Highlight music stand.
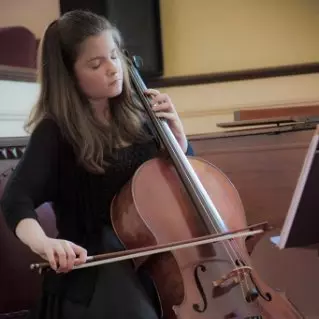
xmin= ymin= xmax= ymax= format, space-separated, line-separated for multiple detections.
xmin=277 ymin=125 xmax=319 ymax=249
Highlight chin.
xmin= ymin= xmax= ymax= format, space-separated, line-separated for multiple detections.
xmin=108 ymin=88 xmax=123 ymax=98
xmin=108 ymin=82 xmax=123 ymax=98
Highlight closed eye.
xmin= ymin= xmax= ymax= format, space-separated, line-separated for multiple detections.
xmin=90 ymin=59 xmax=102 ymax=69
xmin=87 ymin=49 xmax=118 ymax=68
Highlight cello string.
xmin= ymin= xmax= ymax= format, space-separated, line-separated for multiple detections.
xmin=176 ymin=161 xmax=253 ymax=298
xmin=129 ymin=63 xmax=253 ymax=300
xmin=150 ymin=119 xmax=252 ymax=299
xmin=179 ymin=159 xmax=254 ymax=297
xmin=159 ymin=128 xmax=254 ymax=298
xmin=132 ymin=68 xmax=252 ymax=300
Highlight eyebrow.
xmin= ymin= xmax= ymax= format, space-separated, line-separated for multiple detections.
xmin=87 ymin=48 xmax=117 ymax=62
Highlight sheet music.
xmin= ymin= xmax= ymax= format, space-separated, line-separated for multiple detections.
xmin=278 ymin=127 xmax=319 ymax=249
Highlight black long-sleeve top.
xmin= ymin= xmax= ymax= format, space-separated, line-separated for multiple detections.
xmin=0 ymin=118 xmax=194 ymax=254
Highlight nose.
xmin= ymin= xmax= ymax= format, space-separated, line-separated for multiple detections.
xmin=106 ymin=60 xmax=117 ymax=76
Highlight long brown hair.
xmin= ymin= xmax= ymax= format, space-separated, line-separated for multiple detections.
xmin=26 ymin=10 xmax=149 ymax=174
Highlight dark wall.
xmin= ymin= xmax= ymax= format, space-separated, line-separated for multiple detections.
xmin=59 ymin=0 xmax=163 ymax=78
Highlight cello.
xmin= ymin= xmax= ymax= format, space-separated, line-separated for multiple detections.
xmin=109 ymin=54 xmax=304 ymax=319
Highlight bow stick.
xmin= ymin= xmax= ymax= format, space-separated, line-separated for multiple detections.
xmin=30 ymin=222 xmax=268 ymax=274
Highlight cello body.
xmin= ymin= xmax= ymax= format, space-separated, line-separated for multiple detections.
xmin=111 ymin=156 xmax=303 ymax=319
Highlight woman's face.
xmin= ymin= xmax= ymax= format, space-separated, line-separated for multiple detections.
xmin=74 ymin=30 xmax=123 ymax=101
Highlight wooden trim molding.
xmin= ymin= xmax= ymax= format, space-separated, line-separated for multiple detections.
xmin=147 ymin=63 xmax=319 ymax=88
xmin=0 ymin=137 xmax=28 ymax=147
xmin=1 ymin=62 xmax=319 ymax=87
xmin=1 ymin=122 xmax=317 ymax=160
xmin=234 ymin=104 xmax=319 ymax=121
xmin=0 ymin=65 xmax=37 ymax=83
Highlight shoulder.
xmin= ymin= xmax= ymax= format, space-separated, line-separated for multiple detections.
xmin=32 ymin=117 xmax=60 ymax=135
xmin=29 ymin=118 xmax=62 ymax=142
xmin=25 ymin=118 xmax=64 ymax=154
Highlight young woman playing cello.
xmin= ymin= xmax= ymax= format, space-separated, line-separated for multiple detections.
xmin=0 ymin=9 xmax=194 ymax=319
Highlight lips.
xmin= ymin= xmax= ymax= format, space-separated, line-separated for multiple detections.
xmin=109 ymin=79 xmax=120 ymax=86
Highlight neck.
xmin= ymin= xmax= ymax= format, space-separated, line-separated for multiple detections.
xmin=90 ymin=98 xmax=110 ymax=122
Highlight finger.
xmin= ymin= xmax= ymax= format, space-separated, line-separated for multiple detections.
xmin=154 ymin=112 xmax=176 ymax=121
xmin=152 ymin=101 xmax=172 ymax=112
xmin=152 ymin=93 xmax=170 ymax=105
xmin=62 ymin=241 xmax=76 ymax=271
xmin=71 ymin=243 xmax=88 ymax=266
xmin=54 ymin=244 xmax=67 ymax=272
xmin=144 ymin=88 xmax=161 ymax=97
xmin=45 ymin=249 xmax=57 ymax=271
xmin=152 ymin=94 xmax=175 ymax=110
